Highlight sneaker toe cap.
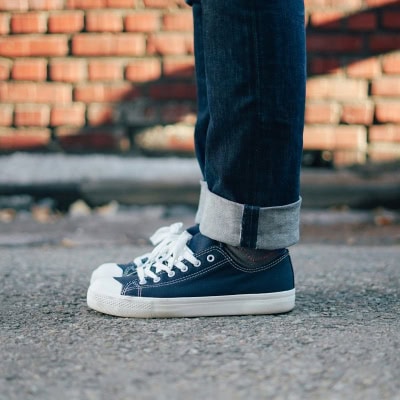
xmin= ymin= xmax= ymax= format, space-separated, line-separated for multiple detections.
xmin=90 ymin=276 xmax=123 ymax=295
xmin=87 ymin=277 xmax=124 ymax=311
xmin=90 ymin=263 xmax=123 ymax=285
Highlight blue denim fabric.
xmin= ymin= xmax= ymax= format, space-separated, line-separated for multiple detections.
xmin=190 ymin=0 xmax=306 ymax=206
xmin=187 ymin=0 xmax=306 ymax=248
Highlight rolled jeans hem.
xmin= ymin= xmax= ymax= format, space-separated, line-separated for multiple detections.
xmin=198 ymin=185 xmax=301 ymax=249
xmin=195 ymin=180 xmax=208 ymax=224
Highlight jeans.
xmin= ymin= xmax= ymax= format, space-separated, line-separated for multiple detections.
xmin=187 ymin=0 xmax=307 ymax=249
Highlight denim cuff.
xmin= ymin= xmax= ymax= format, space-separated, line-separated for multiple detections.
xmin=198 ymin=184 xmax=301 ymax=249
xmin=195 ymin=180 xmax=207 ymax=224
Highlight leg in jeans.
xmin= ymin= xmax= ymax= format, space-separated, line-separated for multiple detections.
xmin=196 ymin=0 xmax=306 ymax=249
xmin=87 ymin=0 xmax=307 ymax=317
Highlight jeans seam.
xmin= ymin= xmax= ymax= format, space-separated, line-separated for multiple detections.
xmin=240 ymin=205 xmax=260 ymax=248
xmin=253 ymin=1 xmax=263 ymax=199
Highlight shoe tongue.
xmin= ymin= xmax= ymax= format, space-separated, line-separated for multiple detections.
xmin=186 ymin=224 xmax=199 ymax=236
xmin=187 ymin=232 xmax=216 ymax=253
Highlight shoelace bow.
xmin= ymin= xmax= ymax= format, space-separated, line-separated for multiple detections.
xmin=137 ymin=228 xmax=200 ymax=285
xmin=132 ymin=222 xmax=184 ymax=267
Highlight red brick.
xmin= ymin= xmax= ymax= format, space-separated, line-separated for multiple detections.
xmin=149 ymin=83 xmax=196 ymax=100
xmin=135 ymin=125 xmax=194 ymax=153
xmin=372 ymin=77 xmax=400 ymax=97
xmin=369 ymin=35 xmax=400 ymax=52
xmin=0 ymin=13 xmax=10 ymax=34
xmin=11 ymin=12 xmax=47 ymax=33
xmin=125 ymin=12 xmax=160 ymax=32
xmin=333 ymin=150 xmax=366 ymax=166
xmin=346 ymin=57 xmax=381 ymax=78
xmin=365 ymin=0 xmax=399 ymax=6
xmin=14 ymin=104 xmax=50 ymax=126
xmin=0 ymin=82 xmax=72 ymax=104
xmin=308 ymin=57 xmax=342 ymax=75
xmin=125 ymin=59 xmax=162 ymax=82
xmin=50 ymin=103 xmax=86 ymax=126
xmin=28 ymin=0 xmax=65 ymax=10
xmin=368 ymin=144 xmax=400 ymax=163
xmin=309 ymin=11 xmax=343 ymax=29
xmin=122 ymin=99 xmax=158 ymax=125
xmin=0 ymin=105 xmax=13 ymax=126
xmin=48 ymin=11 xmax=84 ymax=33
xmin=143 ymin=0 xmax=187 ymax=8
xmin=88 ymin=59 xmax=124 ymax=81
xmin=74 ymin=83 xmax=139 ymax=102
xmin=160 ymin=103 xmax=196 ymax=124
xmin=163 ymin=11 xmax=193 ymax=31
xmin=376 ymin=102 xmax=400 ymax=123
xmin=347 ymin=12 xmax=377 ymax=31
xmin=163 ymin=58 xmax=195 ymax=78
xmin=0 ymin=0 xmax=28 ymax=11
xmin=307 ymin=34 xmax=363 ymax=53
xmin=147 ymin=33 xmax=193 ymax=56
xmin=164 ymin=131 xmax=194 ymax=153
xmin=0 ymin=128 xmax=50 ymax=150
xmin=72 ymin=34 xmax=146 ymax=56
xmin=306 ymin=78 xmax=368 ymax=100
xmin=341 ymin=102 xmax=374 ymax=125
xmin=370 ymin=125 xmax=400 ymax=143
xmin=66 ymin=0 xmax=106 ymax=8
xmin=87 ymin=103 xmax=115 ymax=125
xmin=0 ymin=59 xmax=11 ymax=80
xmin=12 ymin=59 xmax=47 ymax=81
xmin=305 ymin=102 xmax=340 ymax=124
xmin=56 ymin=127 xmax=125 ymax=151
xmin=0 ymin=36 xmax=68 ymax=57
xmin=382 ymin=12 xmax=400 ymax=29
xmin=303 ymin=125 xmax=367 ymax=150
xmin=50 ymin=59 xmax=87 ymax=83
xmin=106 ymin=0 xmax=135 ymax=6
xmin=307 ymin=0 xmax=363 ymax=8
xmin=86 ymin=11 xmax=123 ymax=32
xmin=382 ymin=53 xmax=400 ymax=74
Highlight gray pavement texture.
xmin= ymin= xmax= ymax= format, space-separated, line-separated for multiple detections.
xmin=1 ymin=208 xmax=400 ymax=400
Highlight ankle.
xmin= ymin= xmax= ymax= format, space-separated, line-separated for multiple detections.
xmin=225 ymin=245 xmax=285 ymax=268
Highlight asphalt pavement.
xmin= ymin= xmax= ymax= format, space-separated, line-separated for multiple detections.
xmin=1 ymin=207 xmax=399 ymax=400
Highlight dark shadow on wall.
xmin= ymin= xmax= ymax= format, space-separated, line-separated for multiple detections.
xmin=307 ymin=0 xmax=400 ymax=75
xmin=55 ymin=64 xmax=197 ymax=155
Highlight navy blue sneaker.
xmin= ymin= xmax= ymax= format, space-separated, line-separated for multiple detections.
xmin=87 ymin=231 xmax=295 ymax=318
xmin=89 ymin=223 xmax=199 ymax=284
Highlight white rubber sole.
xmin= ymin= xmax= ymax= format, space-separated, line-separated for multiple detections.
xmin=87 ymin=287 xmax=295 ymax=318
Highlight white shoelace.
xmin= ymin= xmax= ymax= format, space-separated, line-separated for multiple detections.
xmin=137 ymin=229 xmax=200 ymax=285
xmin=132 ymin=222 xmax=185 ymax=267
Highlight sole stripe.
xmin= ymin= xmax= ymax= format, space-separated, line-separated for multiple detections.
xmin=87 ymin=289 xmax=295 ymax=318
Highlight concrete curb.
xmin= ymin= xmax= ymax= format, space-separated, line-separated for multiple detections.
xmin=0 ymin=153 xmax=399 ymax=210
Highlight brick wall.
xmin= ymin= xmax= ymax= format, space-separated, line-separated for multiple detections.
xmin=306 ymin=0 xmax=400 ymax=165
xmin=0 ymin=0 xmax=399 ymax=166
xmin=0 ymin=0 xmax=196 ymax=153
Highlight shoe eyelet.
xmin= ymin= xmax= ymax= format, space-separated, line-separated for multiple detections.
xmin=194 ymin=260 xmax=201 ymax=267
xmin=167 ymin=271 xmax=175 ymax=278
xmin=181 ymin=266 xmax=189 ymax=272
xmin=207 ymin=254 xmax=215 ymax=263
xmin=153 ymin=277 xmax=161 ymax=283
